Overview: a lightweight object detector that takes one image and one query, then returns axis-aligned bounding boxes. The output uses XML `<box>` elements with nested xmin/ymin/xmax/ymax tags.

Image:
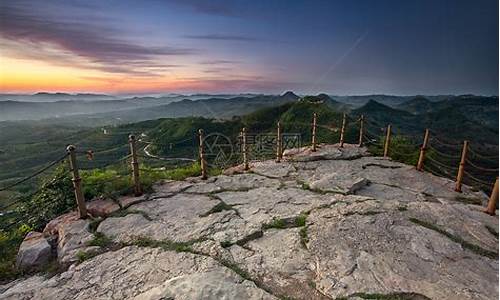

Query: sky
<box><xmin>0</xmin><ymin>0</ymin><xmax>498</xmax><ymax>95</ymax></box>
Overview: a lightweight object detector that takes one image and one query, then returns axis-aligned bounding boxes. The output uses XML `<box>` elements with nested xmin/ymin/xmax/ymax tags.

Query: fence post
<box><xmin>485</xmin><ymin>177</ymin><xmax>499</xmax><ymax>215</ymax></box>
<box><xmin>311</xmin><ymin>113</ymin><xmax>317</xmax><ymax>152</ymax></box>
<box><xmin>358</xmin><ymin>115</ymin><xmax>364</xmax><ymax>147</ymax></box>
<box><xmin>128</xmin><ymin>134</ymin><xmax>142</xmax><ymax>196</ymax></box>
<box><xmin>454</xmin><ymin>140</ymin><xmax>468</xmax><ymax>192</ymax></box>
<box><xmin>276</xmin><ymin>121</ymin><xmax>282</xmax><ymax>162</ymax></box>
<box><xmin>416</xmin><ymin>129</ymin><xmax>430</xmax><ymax>171</ymax></box>
<box><xmin>241</xmin><ymin>127</ymin><xmax>249</xmax><ymax>170</ymax></box>
<box><xmin>66</xmin><ymin>145</ymin><xmax>87</xmax><ymax>219</ymax></box>
<box><xmin>198</xmin><ymin>129</ymin><xmax>208</xmax><ymax>179</ymax></box>
<box><xmin>339</xmin><ymin>113</ymin><xmax>346</xmax><ymax>148</ymax></box>
<box><xmin>383</xmin><ymin>124</ymin><xmax>392</xmax><ymax>158</ymax></box>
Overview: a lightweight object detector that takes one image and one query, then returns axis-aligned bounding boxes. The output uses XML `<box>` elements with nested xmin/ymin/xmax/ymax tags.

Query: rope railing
<box><xmin>468</xmin><ymin>146</ymin><xmax>499</xmax><ymax>161</ymax></box>
<box><xmin>0</xmin><ymin>153</ymin><xmax>68</xmax><ymax>192</ymax></box>
<box><xmin>429</xmin><ymin>137</ymin><xmax>463</xmax><ymax>149</ymax></box>
<box><xmin>1</xmin><ymin>113</ymin><xmax>498</xmax><ymax>233</ymax></box>
<box><xmin>465</xmin><ymin>158</ymin><xmax>499</xmax><ymax>173</ymax></box>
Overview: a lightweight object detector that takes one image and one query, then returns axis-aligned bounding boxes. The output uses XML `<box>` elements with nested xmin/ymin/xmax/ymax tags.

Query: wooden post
<box><xmin>416</xmin><ymin>129</ymin><xmax>430</xmax><ymax>171</ymax></box>
<box><xmin>241</xmin><ymin>127</ymin><xmax>249</xmax><ymax>170</ymax></box>
<box><xmin>276</xmin><ymin>121</ymin><xmax>282</xmax><ymax>162</ymax></box>
<box><xmin>485</xmin><ymin>177</ymin><xmax>499</xmax><ymax>215</ymax></box>
<box><xmin>383</xmin><ymin>124</ymin><xmax>392</xmax><ymax>158</ymax></box>
<box><xmin>311</xmin><ymin>113</ymin><xmax>317</xmax><ymax>152</ymax></box>
<box><xmin>129</xmin><ymin>134</ymin><xmax>142</xmax><ymax>196</ymax></box>
<box><xmin>358</xmin><ymin>115</ymin><xmax>364</xmax><ymax>147</ymax></box>
<box><xmin>66</xmin><ymin>145</ymin><xmax>87</xmax><ymax>219</ymax></box>
<box><xmin>454</xmin><ymin>140</ymin><xmax>468</xmax><ymax>192</ymax></box>
<box><xmin>339</xmin><ymin>113</ymin><xmax>346</xmax><ymax>148</ymax></box>
<box><xmin>198</xmin><ymin>129</ymin><xmax>208</xmax><ymax>179</ymax></box>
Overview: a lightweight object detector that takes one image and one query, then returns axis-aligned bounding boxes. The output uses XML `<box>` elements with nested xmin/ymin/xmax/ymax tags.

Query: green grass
<box><xmin>127</xmin><ymin>236</ymin><xmax>204</xmax><ymax>253</ymax></box>
<box><xmin>262</xmin><ymin>218</ymin><xmax>287</xmax><ymax>230</ymax></box>
<box><xmin>295</xmin><ymin>213</ymin><xmax>307</xmax><ymax>227</ymax></box>
<box><xmin>299</xmin><ymin>226</ymin><xmax>309</xmax><ymax>248</ymax></box>
<box><xmin>409</xmin><ymin>218</ymin><xmax>498</xmax><ymax>260</ymax></box>
<box><xmin>87</xmin><ymin>232</ymin><xmax>113</xmax><ymax>248</ymax></box>
<box><xmin>220</xmin><ymin>240</ymin><xmax>233</xmax><ymax>248</ymax></box>
<box><xmin>76</xmin><ymin>250</ymin><xmax>99</xmax><ymax>263</ymax></box>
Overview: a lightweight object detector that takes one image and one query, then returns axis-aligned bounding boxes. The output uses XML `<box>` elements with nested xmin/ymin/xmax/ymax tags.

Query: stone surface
<box><xmin>306</xmin><ymin>198</ymin><xmax>498</xmax><ymax>300</ymax></box>
<box><xmin>132</xmin><ymin>269</ymin><xmax>276</xmax><ymax>300</ymax></box>
<box><xmin>43</xmin><ymin>211</ymin><xmax>80</xmax><ymax>236</ymax></box>
<box><xmin>117</xmin><ymin>194</ymin><xmax>148</xmax><ymax>208</ymax></box>
<box><xmin>86</xmin><ymin>198</ymin><xmax>120</xmax><ymax>217</ymax></box>
<box><xmin>4</xmin><ymin>144</ymin><xmax>497</xmax><ymax>300</ymax></box>
<box><xmin>16</xmin><ymin>232</ymin><xmax>52</xmax><ymax>271</ymax></box>
<box><xmin>57</xmin><ymin>219</ymin><xmax>97</xmax><ymax>265</ymax></box>
<box><xmin>2</xmin><ymin>247</ymin><xmax>275</xmax><ymax>300</ymax></box>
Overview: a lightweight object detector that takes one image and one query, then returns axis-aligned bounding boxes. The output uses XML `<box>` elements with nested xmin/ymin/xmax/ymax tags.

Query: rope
<box><xmin>427</xmin><ymin>145</ymin><xmax>461</xmax><ymax>160</ymax></box>
<box><xmin>429</xmin><ymin>137</ymin><xmax>462</xmax><ymax>149</ymax></box>
<box><xmin>389</xmin><ymin>148</ymin><xmax>418</xmax><ymax>158</ymax></box>
<box><xmin>137</xmin><ymin>154</ymin><xmax>196</xmax><ymax>162</ymax></box>
<box><xmin>468</xmin><ymin>147</ymin><xmax>498</xmax><ymax>161</ymax></box>
<box><xmin>464</xmin><ymin>158</ymin><xmax>499</xmax><ymax>173</ymax></box>
<box><xmin>425</xmin><ymin>156</ymin><xmax>458</xmax><ymax>173</ymax></box>
<box><xmin>0</xmin><ymin>171</ymin><xmax>69</xmax><ymax>211</ymax></box>
<box><xmin>0</xmin><ymin>153</ymin><xmax>68</xmax><ymax>192</ymax></box>
<box><xmin>463</xmin><ymin>170</ymin><xmax>495</xmax><ymax>187</ymax></box>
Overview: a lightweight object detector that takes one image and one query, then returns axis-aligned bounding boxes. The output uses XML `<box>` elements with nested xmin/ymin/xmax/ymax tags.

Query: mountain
<box><xmin>396</xmin><ymin>95</ymin><xmax>499</xmax><ymax>131</ymax></box>
<box><xmin>0</xmin><ymin>92</ymin><xmax>116</xmax><ymax>102</ymax></box>
<box><xmin>396</xmin><ymin>96</ymin><xmax>434</xmax><ymax>114</ymax></box>
<box><xmin>57</xmin><ymin>92</ymin><xmax>301</xmax><ymax>125</ymax></box>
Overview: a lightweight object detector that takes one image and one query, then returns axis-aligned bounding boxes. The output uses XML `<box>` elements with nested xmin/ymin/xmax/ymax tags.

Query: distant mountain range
<box><xmin>1</xmin><ymin>92</ymin><xmax>497</xmax><ymax>126</ymax></box>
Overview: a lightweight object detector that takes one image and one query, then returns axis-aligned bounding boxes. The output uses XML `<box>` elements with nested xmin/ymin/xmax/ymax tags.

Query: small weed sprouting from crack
<box><xmin>344</xmin><ymin>211</ymin><xmax>383</xmax><ymax>217</ymax></box>
<box><xmin>397</xmin><ymin>206</ymin><xmax>407</xmax><ymax>212</ymax></box>
<box><xmin>263</xmin><ymin>218</ymin><xmax>287</xmax><ymax>230</ymax></box>
<box><xmin>299</xmin><ymin>226</ymin><xmax>309</xmax><ymax>248</ymax></box>
<box><xmin>295</xmin><ymin>213</ymin><xmax>308</xmax><ymax>227</ymax></box>
<box><xmin>485</xmin><ymin>225</ymin><xmax>499</xmax><ymax>239</ymax></box>
<box><xmin>127</xmin><ymin>236</ymin><xmax>206</xmax><ymax>253</ymax></box>
<box><xmin>220</xmin><ymin>240</ymin><xmax>233</xmax><ymax>248</ymax></box>
<box><xmin>409</xmin><ymin>218</ymin><xmax>499</xmax><ymax>260</ymax></box>
<box><xmin>76</xmin><ymin>249</ymin><xmax>101</xmax><ymax>263</ymax></box>
<box><xmin>219</xmin><ymin>259</ymin><xmax>252</xmax><ymax>281</ymax></box>
<box><xmin>87</xmin><ymin>232</ymin><xmax>113</xmax><ymax>248</ymax></box>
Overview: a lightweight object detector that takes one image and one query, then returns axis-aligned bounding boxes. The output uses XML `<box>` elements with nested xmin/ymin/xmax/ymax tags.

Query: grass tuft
<box><xmin>87</xmin><ymin>232</ymin><xmax>113</xmax><ymax>248</ymax></box>
<box><xmin>409</xmin><ymin>218</ymin><xmax>498</xmax><ymax>260</ymax></box>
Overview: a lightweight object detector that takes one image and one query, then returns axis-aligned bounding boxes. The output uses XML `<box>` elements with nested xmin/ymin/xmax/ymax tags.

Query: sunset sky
<box><xmin>0</xmin><ymin>0</ymin><xmax>498</xmax><ymax>95</ymax></box>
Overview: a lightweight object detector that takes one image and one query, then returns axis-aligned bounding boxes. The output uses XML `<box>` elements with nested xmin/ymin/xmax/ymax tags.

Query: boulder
<box><xmin>43</xmin><ymin>211</ymin><xmax>79</xmax><ymax>236</ymax></box>
<box><xmin>86</xmin><ymin>198</ymin><xmax>120</xmax><ymax>217</ymax></box>
<box><xmin>16</xmin><ymin>232</ymin><xmax>52</xmax><ymax>271</ymax></box>
<box><xmin>57</xmin><ymin>219</ymin><xmax>96</xmax><ymax>265</ymax></box>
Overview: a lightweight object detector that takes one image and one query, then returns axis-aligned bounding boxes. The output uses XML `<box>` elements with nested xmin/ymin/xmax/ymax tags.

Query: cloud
<box><xmin>199</xmin><ymin>59</ymin><xmax>240</xmax><ymax>65</ymax></box>
<box><xmin>183</xmin><ymin>34</ymin><xmax>261</xmax><ymax>42</ymax></box>
<box><xmin>0</xmin><ymin>2</ymin><xmax>195</xmax><ymax>76</ymax></box>
<box><xmin>167</xmin><ymin>0</ymin><xmax>237</xmax><ymax>16</ymax></box>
